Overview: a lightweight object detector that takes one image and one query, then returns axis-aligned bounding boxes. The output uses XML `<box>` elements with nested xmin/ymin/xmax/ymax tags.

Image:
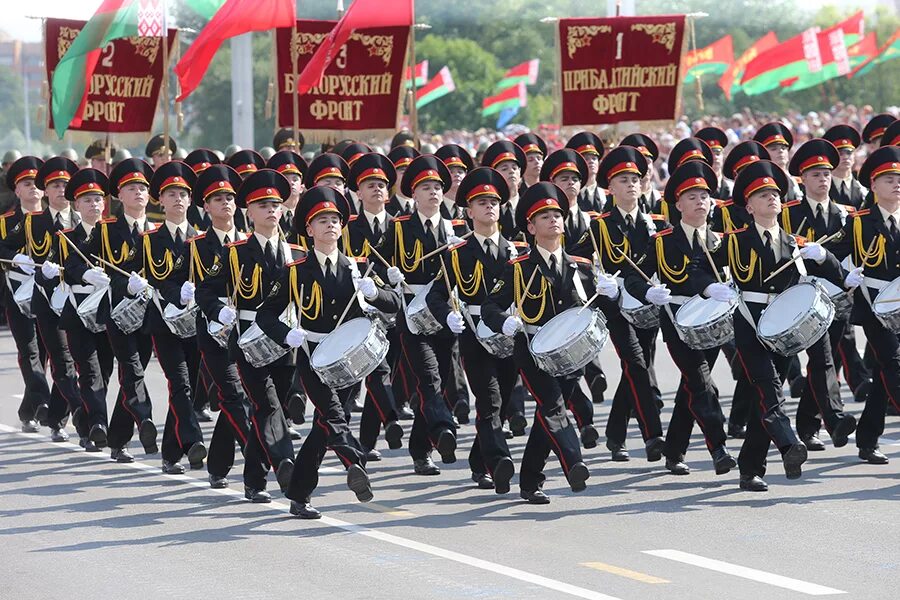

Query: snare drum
<box><xmin>76</xmin><ymin>287</ymin><xmax>107</xmax><ymax>333</ymax></box>
<box><xmin>620</xmin><ymin>286</ymin><xmax>659</xmax><ymax>329</ymax></box>
<box><xmin>311</xmin><ymin>318</ymin><xmax>390</xmax><ymax>389</ymax></box>
<box><xmin>674</xmin><ymin>295</ymin><xmax>737</xmax><ymax>350</ymax></box>
<box><xmin>405</xmin><ymin>281</ymin><xmax>442</xmax><ymax>336</ymax></box>
<box><xmin>13</xmin><ymin>276</ymin><xmax>34</xmax><ymax>318</ymax></box>
<box><xmin>757</xmin><ymin>281</ymin><xmax>834</xmax><ymax>356</ymax></box>
<box><xmin>476</xmin><ymin>319</ymin><xmax>514</xmax><ymax>358</ymax></box>
<box><xmin>207</xmin><ymin>319</ymin><xmax>233</xmax><ymax>348</ymax></box>
<box><xmin>872</xmin><ymin>276</ymin><xmax>900</xmax><ymax>333</ymax></box>
<box><xmin>238</xmin><ymin>323</ymin><xmax>289</xmax><ymax>367</ymax></box>
<box><xmin>163</xmin><ymin>303</ymin><xmax>198</xmax><ymax>338</ymax></box>
<box><xmin>111</xmin><ymin>290</ymin><xmax>150</xmax><ymax>334</ymax></box>
<box><xmin>810</xmin><ymin>277</ymin><xmax>852</xmax><ymax>320</ymax></box>
<box><xmin>529</xmin><ymin>307</ymin><xmax>608</xmax><ymax>377</ymax></box>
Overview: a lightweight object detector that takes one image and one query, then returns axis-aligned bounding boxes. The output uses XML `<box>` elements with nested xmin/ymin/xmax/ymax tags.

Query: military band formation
<box><xmin>2</xmin><ymin>114</ymin><xmax>900</xmax><ymax>518</ymax></box>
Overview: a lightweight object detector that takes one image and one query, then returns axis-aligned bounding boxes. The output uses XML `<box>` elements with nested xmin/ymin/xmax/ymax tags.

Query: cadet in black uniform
<box><xmin>183</xmin><ymin>148</ymin><xmax>221</xmax><ymax>231</ymax></box>
<box><xmin>695</xmin><ymin>126</ymin><xmax>733</xmax><ymax>201</ymax></box>
<box><xmin>385</xmin><ymin>146</ymin><xmax>419</xmax><ymax>218</ymax></box>
<box><xmin>267</xmin><ymin>149</ymin><xmax>308</xmax><ymax>248</ymax></box>
<box><xmin>620</xmin><ymin>133</ymin><xmax>662</xmax><ymax>216</ymax></box>
<box><xmin>824</xmin><ymin>125</ymin><xmax>868</xmax><ymax>209</ymax></box>
<box><xmin>481</xmin><ymin>142</ymin><xmax>527</xmax><ymax>245</ymax></box>
<box><xmin>566</xmin><ymin>132</ymin><xmax>607</xmax><ymax>213</ymax></box>
<box><xmin>226</xmin><ymin>149</ymin><xmax>266</xmax><ymax>232</ymax></box>
<box><xmin>513</xmin><ymin>132</ymin><xmax>547</xmax><ymax>191</ymax></box>
<box><xmin>753</xmin><ymin>122</ymin><xmax>803</xmax><ymax>201</ymax></box>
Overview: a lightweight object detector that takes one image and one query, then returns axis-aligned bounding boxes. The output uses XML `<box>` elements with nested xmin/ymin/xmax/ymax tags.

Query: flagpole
<box><xmin>161</xmin><ymin>0</ymin><xmax>172</xmax><ymax>160</ymax></box>
<box><xmin>409</xmin><ymin>25</ymin><xmax>419</xmax><ymax>143</ymax></box>
<box><xmin>292</xmin><ymin>20</ymin><xmax>300</xmax><ymax>145</ymax></box>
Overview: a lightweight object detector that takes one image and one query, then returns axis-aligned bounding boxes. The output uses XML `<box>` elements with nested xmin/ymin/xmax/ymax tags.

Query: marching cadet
<box><xmin>226</xmin><ymin>149</ymin><xmax>267</xmax><ymax>232</ymax></box>
<box><xmin>267</xmin><ymin>149</ymin><xmax>308</xmax><ymax>248</ymax></box>
<box><xmin>588</xmin><ymin>146</ymin><xmax>666</xmax><ymax>462</ymax></box>
<box><xmin>386</xmin><ymin>145</ymin><xmax>419</xmax><ymax>218</ymax></box>
<box><xmin>694</xmin><ymin>159</ymin><xmax>855</xmax><ymax>491</ymax></box>
<box><xmin>143</xmin><ymin>161</ymin><xmax>207</xmax><ymax>474</ymax></box>
<box><xmin>64</xmin><ymin>158</ymin><xmax>159</xmax><ymax>463</ymax></box>
<box><xmin>381</xmin><ymin>155</ymin><xmax>464</xmax><ymax>475</ymax></box>
<box><xmin>481</xmin><ymin>141</ymin><xmax>526</xmax><ymax>242</ymax></box>
<box><xmin>823</xmin><ymin>125</ymin><xmax>868</xmax><ymax>209</ymax></box>
<box><xmin>304</xmin><ymin>152</ymin><xmax>350</xmax><ymax>197</ymax></box>
<box><xmin>753</xmin><ymin>122</ymin><xmax>803</xmax><ymax>201</ymax></box>
<box><xmin>625</xmin><ymin>161</ymin><xmax>738</xmax><ymax>475</ymax></box>
<box><xmin>191</xmin><ymin>164</ymin><xmax>258</xmax><ymax>490</ymax></box>
<box><xmin>274</xmin><ymin>127</ymin><xmax>304</xmax><ymax>153</ymax></box>
<box><xmin>55</xmin><ymin>168</ymin><xmax>115</xmax><ymax>451</ymax></box>
<box><xmin>195</xmin><ymin>168</ymin><xmax>304</xmax><ymax>501</ymax></box>
<box><xmin>711</xmin><ymin>140</ymin><xmax>770</xmax><ymax>235</ymax></box>
<box><xmin>695</xmin><ymin>126</ymin><xmax>732</xmax><ymax>200</ymax></box>
<box><xmin>861</xmin><ymin>113</ymin><xmax>896</xmax><ymax>151</ymax></box>
<box><xmin>258</xmin><ymin>187</ymin><xmax>400</xmax><ymax>518</ymax></box>
<box><xmin>435</xmin><ymin>143</ymin><xmax>474</xmax><ymax>218</ymax></box>
<box><xmin>620</xmin><ymin>133</ymin><xmax>662</xmax><ymax>216</ymax></box>
<box><xmin>144</xmin><ymin>134</ymin><xmax>177</xmax><ymax>223</ymax></box>
<box><xmin>85</xmin><ymin>139</ymin><xmax>116</xmax><ymax>177</ymax></box>
<box><xmin>426</xmin><ymin>167</ymin><xmax>521</xmax><ymax>493</ymax></box>
<box><xmin>881</xmin><ymin>119</ymin><xmax>900</xmax><ymax>147</ymax></box>
<box><xmin>339</xmin><ymin>142</ymin><xmax>372</xmax><ymax>214</ymax></box>
<box><xmin>513</xmin><ymin>132</ymin><xmax>547</xmax><ymax>190</ymax></box>
<box><xmin>828</xmin><ymin>145</ymin><xmax>900</xmax><ymax>465</ymax></box>
<box><xmin>343</xmin><ymin>152</ymin><xmax>405</xmax><ymax>457</ymax></box>
<box><xmin>482</xmin><ymin>182</ymin><xmax>620</xmax><ymax>503</ymax></box>
<box><xmin>183</xmin><ymin>148</ymin><xmax>222</xmax><ymax>231</ymax></box>
<box><xmin>566</xmin><ymin>131</ymin><xmax>607</xmax><ymax>213</ymax></box>
<box><xmin>0</xmin><ymin>156</ymin><xmax>55</xmax><ymax>434</ymax></box>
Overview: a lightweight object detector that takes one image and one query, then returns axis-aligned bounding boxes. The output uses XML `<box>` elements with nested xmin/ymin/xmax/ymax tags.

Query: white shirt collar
<box><xmin>535</xmin><ymin>243</ymin><xmax>563</xmax><ymax>267</ymax></box>
<box><xmin>680</xmin><ymin>221</ymin><xmax>706</xmax><ymax>244</ymax></box>
<box><xmin>396</xmin><ymin>193</ymin><xmax>413</xmax><ymax>210</ymax></box>
<box><xmin>314</xmin><ymin>248</ymin><xmax>340</xmax><ymax>271</ymax></box>
<box><xmin>212</xmin><ymin>226</ymin><xmax>238</xmax><ymax>245</ymax></box>
<box><xmin>363</xmin><ymin>209</ymin><xmax>387</xmax><ymax>230</ymax></box>
<box><xmin>80</xmin><ymin>221</ymin><xmax>94</xmax><ymax>236</ymax></box>
<box><xmin>617</xmin><ymin>204</ymin><xmax>639</xmax><ymax>222</ymax></box>
<box><xmin>473</xmin><ymin>230</ymin><xmax>501</xmax><ymax>249</ymax></box>
<box><xmin>49</xmin><ymin>206</ymin><xmax>71</xmax><ymax>221</ymax></box>
<box><xmin>165</xmin><ymin>220</ymin><xmax>187</xmax><ymax>239</ymax></box>
<box><xmin>878</xmin><ymin>205</ymin><xmax>900</xmax><ymax>225</ymax></box>
<box><xmin>507</xmin><ymin>192</ymin><xmax>519</xmax><ymax>211</ymax></box>
<box><xmin>253</xmin><ymin>231</ymin><xmax>280</xmax><ymax>249</ymax></box>
<box><xmin>806</xmin><ymin>196</ymin><xmax>829</xmax><ymax>214</ymax></box>
<box><xmin>417</xmin><ymin>211</ymin><xmax>441</xmax><ymax>232</ymax></box>
<box><xmin>124</xmin><ymin>214</ymin><xmax>147</xmax><ymax>231</ymax></box>
<box><xmin>754</xmin><ymin>221</ymin><xmax>781</xmax><ymax>242</ymax></box>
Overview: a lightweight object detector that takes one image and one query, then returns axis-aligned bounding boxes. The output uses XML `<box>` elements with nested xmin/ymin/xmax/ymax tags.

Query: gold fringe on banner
<box><xmin>300</xmin><ymin>129</ymin><xmax>401</xmax><ymax>145</ymax></box>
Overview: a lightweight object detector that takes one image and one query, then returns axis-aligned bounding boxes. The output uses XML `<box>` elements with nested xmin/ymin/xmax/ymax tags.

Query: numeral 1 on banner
<box><xmin>615</xmin><ymin>32</ymin><xmax>623</xmax><ymax>60</ymax></box>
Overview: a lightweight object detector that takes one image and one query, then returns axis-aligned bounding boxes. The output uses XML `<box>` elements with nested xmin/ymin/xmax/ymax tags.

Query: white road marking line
<box><xmin>847</xmin><ymin>434</ymin><xmax>900</xmax><ymax>447</ymax></box>
<box><xmin>0</xmin><ymin>423</ymin><xmax>624</xmax><ymax>600</ymax></box>
<box><xmin>642</xmin><ymin>549</ymin><xmax>846</xmax><ymax>596</ymax></box>
<box><xmin>581</xmin><ymin>562</ymin><xmax>669</xmax><ymax>584</ymax></box>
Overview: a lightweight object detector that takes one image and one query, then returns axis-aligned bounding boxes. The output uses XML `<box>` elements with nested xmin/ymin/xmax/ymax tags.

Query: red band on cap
<box><xmin>576</xmin><ymin>144</ymin><xmax>599</xmax><ymax>155</ymax></box>
<box><xmin>356</xmin><ymin>167</ymin><xmax>388</xmax><ymax>185</ymax></box>
<box><xmin>734</xmin><ymin>154</ymin><xmax>760</xmax><ymax>173</ymax></box>
<box><xmin>275</xmin><ymin>163</ymin><xmax>301</xmax><ymax>176</ymax></box>
<box><xmin>870</xmin><ymin>127</ymin><xmax>887</xmax><ymax>140</ymax></box>
<box><xmin>307</xmin><ymin>201</ymin><xmax>341</xmax><ymax>223</ymax></box>
<box><xmin>313</xmin><ymin>167</ymin><xmax>344</xmax><ymax>184</ymax></box>
<box><xmin>761</xmin><ymin>134</ymin><xmax>788</xmax><ymax>147</ymax></box>
<box><xmin>490</xmin><ymin>152</ymin><xmax>517</xmax><ymax>168</ymax></box>
<box><xmin>392</xmin><ymin>157</ymin><xmax>413</xmax><ymax>169</ymax></box>
<box><xmin>74</xmin><ymin>181</ymin><xmax>103</xmax><ymax>198</ymax></box>
<box><xmin>119</xmin><ymin>171</ymin><xmax>148</xmax><ymax>187</ymax></box>
<box><xmin>872</xmin><ymin>162</ymin><xmax>900</xmax><ymax>180</ymax></box>
<box><xmin>745</xmin><ymin>176</ymin><xmax>780</xmax><ymax>198</ymax></box>
<box><xmin>525</xmin><ymin>198</ymin><xmax>562</xmax><ymax>220</ymax></box>
<box><xmin>705</xmin><ymin>140</ymin><xmax>724</xmax><ymax>149</ymax></box>
<box><xmin>203</xmin><ymin>180</ymin><xmax>235</xmax><ymax>200</ymax></box>
<box><xmin>677</xmin><ymin>149</ymin><xmax>704</xmax><ymax>167</ymax></box>
<box><xmin>191</xmin><ymin>162</ymin><xmax>212</xmax><ymax>174</ymax></box>
<box><xmin>14</xmin><ymin>169</ymin><xmax>38</xmax><ymax>184</ymax></box>
<box><xmin>799</xmin><ymin>155</ymin><xmax>833</xmax><ymax>173</ymax></box>
<box><xmin>636</xmin><ymin>145</ymin><xmax>653</xmax><ymax>158</ymax></box>
<box><xmin>888</xmin><ymin>134</ymin><xmax>900</xmax><ymax>147</ymax></box>
<box><xmin>607</xmin><ymin>161</ymin><xmax>640</xmax><ymax>180</ymax></box>
<box><xmin>833</xmin><ymin>138</ymin><xmax>854</xmax><ymax>150</ymax></box>
<box><xmin>235</xmin><ymin>163</ymin><xmax>258</xmax><ymax>175</ymax></box>
<box><xmin>347</xmin><ymin>153</ymin><xmax>365</xmax><ymax>166</ymax></box>
<box><xmin>159</xmin><ymin>175</ymin><xmax>191</xmax><ymax>194</ymax></box>
<box><xmin>45</xmin><ymin>170</ymin><xmax>72</xmax><ymax>185</ymax></box>
<box><xmin>465</xmin><ymin>184</ymin><xmax>499</xmax><ymax>202</ymax></box>
<box><xmin>550</xmin><ymin>161</ymin><xmax>580</xmax><ymax>180</ymax></box>
<box><xmin>246</xmin><ymin>187</ymin><xmax>282</xmax><ymax>204</ymax></box>
<box><xmin>412</xmin><ymin>169</ymin><xmax>442</xmax><ymax>189</ymax></box>
<box><xmin>441</xmin><ymin>156</ymin><xmax>467</xmax><ymax>169</ymax></box>
<box><xmin>675</xmin><ymin>176</ymin><xmax>710</xmax><ymax>197</ymax></box>
<box><xmin>520</xmin><ymin>144</ymin><xmax>542</xmax><ymax>155</ymax></box>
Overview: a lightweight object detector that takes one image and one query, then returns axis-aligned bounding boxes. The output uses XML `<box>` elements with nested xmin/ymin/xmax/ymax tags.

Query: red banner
<box><xmin>44</xmin><ymin>18</ymin><xmax>175</xmax><ymax>134</ymax></box>
<box><xmin>276</xmin><ymin>20</ymin><xmax>409</xmax><ymax>135</ymax></box>
<box><xmin>557</xmin><ymin>15</ymin><xmax>686</xmax><ymax>126</ymax></box>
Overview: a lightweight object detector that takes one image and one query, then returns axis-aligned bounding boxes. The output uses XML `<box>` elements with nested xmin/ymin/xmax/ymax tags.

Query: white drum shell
<box><xmin>757</xmin><ymin>282</ymin><xmax>834</xmax><ymax>356</ymax></box>
<box><xmin>311</xmin><ymin>318</ymin><xmax>389</xmax><ymax>389</ymax></box>
<box><xmin>529</xmin><ymin>308</ymin><xmax>609</xmax><ymax>377</ymax></box>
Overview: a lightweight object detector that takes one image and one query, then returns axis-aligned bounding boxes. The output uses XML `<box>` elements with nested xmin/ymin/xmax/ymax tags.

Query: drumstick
<box><xmin>700</xmin><ymin>240</ymin><xmax>724</xmax><ymax>284</ymax></box>
<box><xmin>588</xmin><ymin>226</ymin><xmax>605</xmax><ymax>273</ymax></box>
<box><xmin>367</xmin><ymin>244</ymin><xmax>415</xmax><ymax>294</ymax></box>
<box><xmin>90</xmin><ymin>254</ymin><xmax>133</xmax><ymax>278</ymax></box>
<box><xmin>414</xmin><ymin>230</ymin><xmax>475</xmax><ymax>266</ymax></box>
<box><xmin>612</xmin><ymin>246</ymin><xmax>653</xmax><ymax>284</ymax></box>
<box><xmin>335</xmin><ymin>261</ymin><xmax>376</xmax><ymax>330</ymax></box>
<box><xmin>0</xmin><ymin>258</ymin><xmax>64</xmax><ymax>271</ymax></box>
<box><xmin>439</xmin><ymin>255</ymin><xmax>460</xmax><ymax>313</ymax></box>
<box><xmin>58</xmin><ymin>231</ymin><xmax>94</xmax><ymax>267</ymax></box>
<box><xmin>577</xmin><ymin>270</ymin><xmax>620</xmax><ymax>315</ymax></box>
<box><xmin>793</xmin><ymin>216</ymin><xmax>807</xmax><ymax>236</ymax></box>
<box><xmin>762</xmin><ymin>230</ymin><xmax>842</xmax><ymax>284</ymax></box>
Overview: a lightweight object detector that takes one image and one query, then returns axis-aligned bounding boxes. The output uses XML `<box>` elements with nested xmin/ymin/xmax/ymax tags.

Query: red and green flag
<box><xmin>416</xmin><ymin>66</ymin><xmax>454</xmax><ymax>109</ymax></box>
<box><xmin>782</xmin><ymin>18</ymin><xmax>869</xmax><ymax>93</ymax></box>
<box><xmin>50</xmin><ymin>0</ymin><xmax>141</xmax><ymax>138</ymax></box>
<box><xmin>183</xmin><ymin>0</ymin><xmax>226</xmax><ymax>19</ymax></box>
<box><xmin>682</xmin><ymin>35</ymin><xmax>733</xmax><ymax>83</ymax></box>
<box><xmin>718</xmin><ymin>32</ymin><xmax>778</xmax><ymax>100</ymax></box>
<box><xmin>405</xmin><ymin>60</ymin><xmax>429</xmax><ymax>88</ymax></box>
<box><xmin>482</xmin><ymin>82</ymin><xmax>526</xmax><ymax>117</ymax></box>
<box><xmin>496</xmin><ymin>59</ymin><xmax>539</xmax><ymax>91</ymax></box>
<box><xmin>851</xmin><ymin>28</ymin><xmax>900</xmax><ymax>79</ymax></box>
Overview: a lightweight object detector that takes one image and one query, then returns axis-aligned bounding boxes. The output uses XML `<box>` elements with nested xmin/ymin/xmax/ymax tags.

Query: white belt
<box><xmin>467</xmin><ymin>305</ymin><xmax>484</xmax><ymax>316</ymax></box>
<box><xmin>405</xmin><ymin>283</ymin><xmax>427</xmax><ymax>294</ymax></box>
<box><xmin>864</xmin><ymin>276</ymin><xmax>890</xmax><ymax>291</ymax></box>
<box><xmin>238</xmin><ymin>309</ymin><xmax>257</xmax><ymax>320</ymax></box>
<box><xmin>71</xmin><ymin>284</ymin><xmax>95</xmax><ymax>294</ymax></box>
<box><xmin>741</xmin><ymin>290</ymin><xmax>777</xmax><ymax>305</ymax></box>
<box><xmin>7</xmin><ymin>271</ymin><xmax>30</xmax><ymax>283</ymax></box>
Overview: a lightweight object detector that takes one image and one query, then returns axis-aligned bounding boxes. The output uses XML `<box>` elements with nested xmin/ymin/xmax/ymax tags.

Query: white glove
<box><xmin>447</xmin><ymin>235</ymin><xmax>465</xmax><ymax>246</ymax></box>
<box><xmin>217</xmin><ymin>306</ymin><xmax>236</xmax><ymax>325</ymax></box>
<box><xmin>127</xmin><ymin>271</ymin><xmax>148</xmax><ymax>295</ymax></box>
<box><xmin>502</xmin><ymin>315</ymin><xmax>523</xmax><ymax>336</ymax></box>
<box><xmin>357</xmin><ymin>276</ymin><xmax>377</xmax><ymax>299</ymax></box>
<box><xmin>446</xmin><ymin>311</ymin><xmax>466</xmax><ymax>334</ymax></box>
<box><xmin>40</xmin><ymin>261</ymin><xmax>61</xmax><ymax>279</ymax></box>
<box><xmin>82</xmin><ymin>267</ymin><xmax>110</xmax><ymax>287</ymax></box>
<box><xmin>284</xmin><ymin>327</ymin><xmax>307</xmax><ymax>348</ymax></box>
<box><xmin>799</xmin><ymin>242</ymin><xmax>826</xmax><ymax>263</ymax></box>
<box><xmin>706</xmin><ymin>282</ymin><xmax>737</xmax><ymax>303</ymax></box>
<box><xmin>180</xmin><ymin>281</ymin><xmax>195</xmax><ymax>305</ymax></box>
<box><xmin>844</xmin><ymin>266</ymin><xmax>864</xmax><ymax>289</ymax></box>
<box><xmin>596</xmin><ymin>272</ymin><xmax>620</xmax><ymax>299</ymax></box>
<box><xmin>645</xmin><ymin>284</ymin><xmax>672</xmax><ymax>306</ymax></box>
<box><xmin>12</xmin><ymin>253</ymin><xmax>34</xmax><ymax>275</ymax></box>
<box><xmin>387</xmin><ymin>266</ymin><xmax>405</xmax><ymax>286</ymax></box>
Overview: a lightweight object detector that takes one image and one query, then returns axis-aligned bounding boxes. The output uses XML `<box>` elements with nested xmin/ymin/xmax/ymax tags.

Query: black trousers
<box><xmin>105</xmin><ymin>324</ymin><xmax>154</xmax><ymax>450</ymax></box>
<box><xmin>445</xmin><ymin>339</ymin><xmax>470</xmax><ymax>409</ymax></box>
<box><xmin>795</xmin><ymin>323</ymin><xmax>848</xmax><ymax>439</ymax></box>
<box><xmin>515</xmin><ymin>335</ymin><xmax>583</xmax><ymax>492</ymax></box>
<box><xmin>359</xmin><ymin>358</ymin><xmax>400</xmax><ymax>451</ymax></box>
<box><xmin>5</xmin><ymin>305</ymin><xmax>51</xmax><ymax>422</ymax></box>
<box><xmin>34</xmin><ymin>301</ymin><xmax>87</xmax><ymax>437</ymax></box>
<box><xmin>398</xmin><ymin>323</ymin><xmax>456</xmax><ymax>461</ymax></box>
<box><xmin>151</xmin><ymin>326</ymin><xmax>204</xmax><ymax>463</ymax></box>
<box><xmin>834</xmin><ymin>323</ymin><xmax>870</xmax><ymax>392</ymax></box>
<box><xmin>856</xmin><ymin>306</ymin><xmax>900</xmax><ymax>448</ymax></box>
<box><xmin>65</xmin><ymin>322</ymin><xmax>114</xmax><ymax>430</ymax></box>
<box><xmin>388</xmin><ymin>326</ymin><xmax>415</xmax><ymax>405</ymax></box>
<box><xmin>288</xmin><ymin>347</ymin><xmax>367</xmax><ymax>502</ymax></box>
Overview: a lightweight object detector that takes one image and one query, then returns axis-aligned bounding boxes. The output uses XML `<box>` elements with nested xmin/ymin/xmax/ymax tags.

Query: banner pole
<box><xmin>292</xmin><ymin>21</ymin><xmax>300</xmax><ymax>148</ymax></box>
<box><xmin>161</xmin><ymin>0</ymin><xmax>171</xmax><ymax>160</ymax></box>
<box><xmin>409</xmin><ymin>25</ymin><xmax>419</xmax><ymax>143</ymax></box>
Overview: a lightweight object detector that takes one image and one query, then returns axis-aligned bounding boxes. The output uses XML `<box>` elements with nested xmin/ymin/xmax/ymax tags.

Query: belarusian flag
<box><xmin>782</xmin><ymin>20</ymin><xmax>870</xmax><ymax>92</ymax></box>
<box><xmin>718</xmin><ymin>32</ymin><xmax>778</xmax><ymax>100</ymax></box>
<box><xmin>405</xmin><ymin>60</ymin><xmax>429</xmax><ymax>88</ymax></box>
<box><xmin>184</xmin><ymin>0</ymin><xmax>226</xmax><ymax>19</ymax></box>
<box><xmin>741</xmin><ymin>11</ymin><xmax>863</xmax><ymax>96</ymax></box>
<box><xmin>682</xmin><ymin>35</ymin><xmax>733</xmax><ymax>83</ymax></box>
<box><xmin>496</xmin><ymin>59</ymin><xmax>539</xmax><ymax>90</ymax></box>
<box><xmin>482</xmin><ymin>83</ymin><xmax>525</xmax><ymax>117</ymax></box>
<box><xmin>50</xmin><ymin>0</ymin><xmax>140</xmax><ymax>138</ymax></box>
<box><xmin>416</xmin><ymin>66</ymin><xmax>454</xmax><ymax>109</ymax></box>
<box><xmin>851</xmin><ymin>28</ymin><xmax>900</xmax><ymax>79</ymax></box>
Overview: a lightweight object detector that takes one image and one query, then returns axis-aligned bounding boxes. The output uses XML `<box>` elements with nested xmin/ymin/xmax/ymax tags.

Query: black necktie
<box><xmin>484</xmin><ymin>239</ymin><xmax>496</xmax><ymax>260</ymax></box>
<box><xmin>625</xmin><ymin>214</ymin><xmax>635</xmax><ymax>237</ymax></box>
<box><xmin>549</xmin><ymin>253</ymin><xmax>560</xmax><ymax>279</ymax></box>
<box><xmin>424</xmin><ymin>219</ymin><xmax>436</xmax><ymax>248</ymax></box>
<box><xmin>692</xmin><ymin>229</ymin><xmax>702</xmax><ymax>252</ymax></box>
<box><xmin>324</xmin><ymin>257</ymin><xmax>336</xmax><ymax>286</ymax></box>
<box><xmin>840</xmin><ymin>181</ymin><xmax>848</xmax><ymax>202</ymax></box>
<box><xmin>174</xmin><ymin>227</ymin><xmax>183</xmax><ymax>245</ymax></box>
<box><xmin>763</xmin><ymin>230</ymin><xmax>776</xmax><ymax>264</ymax></box>
<box><xmin>54</xmin><ymin>212</ymin><xmax>63</xmax><ymax>230</ymax></box>
<box><xmin>889</xmin><ymin>216</ymin><xmax>899</xmax><ymax>244</ymax></box>
<box><xmin>813</xmin><ymin>203</ymin><xmax>827</xmax><ymax>236</ymax></box>
<box><xmin>265</xmin><ymin>240</ymin><xmax>275</xmax><ymax>270</ymax></box>
<box><xmin>132</xmin><ymin>221</ymin><xmax>141</xmax><ymax>241</ymax></box>
<box><xmin>372</xmin><ymin>216</ymin><xmax>381</xmax><ymax>238</ymax></box>
<box><xmin>223</xmin><ymin>233</ymin><xmax>230</xmax><ymax>245</ymax></box>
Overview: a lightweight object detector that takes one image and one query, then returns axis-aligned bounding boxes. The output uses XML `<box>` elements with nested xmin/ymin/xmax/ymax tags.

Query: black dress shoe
<box><xmin>195</xmin><ymin>408</ymin><xmax>214</xmax><ymax>422</ymax></box>
<box><xmin>276</xmin><ymin>458</ymin><xmax>295</xmax><ymax>493</ymax></box>
<box><xmin>244</xmin><ymin>487</ymin><xmax>272</xmax><ymax>503</ymax></box>
<box><xmin>413</xmin><ymin>457</ymin><xmax>440</xmax><ymax>475</ymax></box>
<box><xmin>607</xmin><ymin>441</ymin><xmax>630</xmax><ymax>462</ymax></box>
<box><xmin>665</xmin><ymin>457</ymin><xmax>690</xmax><ymax>475</ymax></box>
<box><xmin>579</xmin><ymin>425</ymin><xmax>599</xmax><ymax>449</ymax></box>
<box><xmin>739</xmin><ymin>475</ymin><xmax>769</xmax><ymax>492</ymax></box>
<box><xmin>187</xmin><ymin>442</ymin><xmax>207</xmax><ymax>469</ymax></box>
<box><xmin>727</xmin><ymin>424</ymin><xmax>746</xmax><ymax>439</ymax></box>
<box><xmin>801</xmin><ymin>434</ymin><xmax>826</xmax><ymax>451</ymax></box>
<box><xmin>472</xmin><ymin>473</ymin><xmax>495</xmax><ymax>490</ymax></box>
<box><xmin>493</xmin><ymin>457</ymin><xmax>515</xmax><ymax>495</ymax></box>
<box><xmin>20</xmin><ymin>419</ymin><xmax>39</xmax><ymax>433</ymax></box>
<box><xmin>436</xmin><ymin>429</ymin><xmax>457</xmax><ymax>464</ymax></box>
<box><xmin>852</xmin><ymin>379</ymin><xmax>872</xmax><ymax>403</ymax></box>
<box><xmin>711</xmin><ymin>446</ymin><xmax>737</xmax><ymax>475</ymax></box>
<box><xmin>209</xmin><ymin>474</ymin><xmax>229</xmax><ymax>489</ymax></box>
<box><xmin>782</xmin><ymin>443</ymin><xmax>808</xmax><ymax>480</ymax></box>
<box><xmin>789</xmin><ymin>376</ymin><xmax>806</xmax><ymax>399</ymax></box>
<box><xmin>830</xmin><ymin>415</ymin><xmax>857</xmax><ymax>448</ymax></box>
<box><xmin>520</xmin><ymin>489</ymin><xmax>551</xmax><ymax>504</ymax></box>
<box><xmin>290</xmin><ymin>500</ymin><xmax>321</xmax><ymax>519</ymax></box>
<box><xmin>80</xmin><ymin>438</ymin><xmax>101</xmax><ymax>452</ymax></box>
<box><xmin>34</xmin><ymin>403</ymin><xmax>49</xmax><ymax>425</ymax></box>
<box><xmin>397</xmin><ymin>405</ymin><xmax>415</xmax><ymax>421</ymax></box>
<box><xmin>384</xmin><ymin>421</ymin><xmax>404</xmax><ymax>450</ymax></box>
<box><xmin>110</xmin><ymin>448</ymin><xmax>134</xmax><ymax>463</ymax></box>
<box><xmin>859</xmin><ymin>447</ymin><xmax>889</xmax><ymax>464</ymax></box>
<box><xmin>502</xmin><ymin>423</ymin><xmax>514</xmax><ymax>439</ymax></box>
<box><xmin>139</xmin><ymin>419</ymin><xmax>158</xmax><ymax>454</ymax></box>
<box><xmin>509</xmin><ymin>413</ymin><xmax>527</xmax><ymax>436</ymax></box>
<box><xmin>89</xmin><ymin>423</ymin><xmax>108</xmax><ymax>448</ymax></box>
<box><xmin>162</xmin><ymin>461</ymin><xmax>186</xmax><ymax>474</ymax></box>
<box><xmin>50</xmin><ymin>428</ymin><xmax>70</xmax><ymax>442</ymax></box>
<box><xmin>566</xmin><ymin>462</ymin><xmax>590</xmax><ymax>492</ymax></box>
<box><xmin>288</xmin><ymin>426</ymin><xmax>303</xmax><ymax>441</ymax></box>
<box><xmin>364</xmin><ymin>448</ymin><xmax>382</xmax><ymax>462</ymax></box>
<box><xmin>590</xmin><ymin>372</ymin><xmax>607</xmax><ymax>403</ymax></box>
<box><xmin>347</xmin><ymin>464</ymin><xmax>374</xmax><ymax>502</ymax></box>
<box><xmin>645</xmin><ymin>437</ymin><xmax>665</xmax><ymax>462</ymax></box>
<box><xmin>453</xmin><ymin>401</ymin><xmax>470</xmax><ymax>425</ymax></box>
<box><xmin>351</xmin><ymin>398</ymin><xmax>365</xmax><ymax>413</ymax></box>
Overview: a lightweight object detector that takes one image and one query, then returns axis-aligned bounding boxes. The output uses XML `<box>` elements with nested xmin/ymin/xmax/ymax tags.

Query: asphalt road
<box><xmin>1</xmin><ymin>326</ymin><xmax>897</xmax><ymax>600</ymax></box>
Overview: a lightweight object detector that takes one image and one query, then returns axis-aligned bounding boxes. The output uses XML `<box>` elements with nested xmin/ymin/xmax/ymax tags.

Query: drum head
<box><xmin>311</xmin><ymin>318</ymin><xmax>372</xmax><ymax>368</ymax></box>
<box><xmin>676</xmin><ymin>295</ymin><xmax>732</xmax><ymax>327</ymax></box>
<box><xmin>407</xmin><ymin>281</ymin><xmax>434</xmax><ymax>312</ymax></box>
<box><xmin>758</xmin><ymin>283</ymin><xmax>817</xmax><ymax>337</ymax></box>
<box><xmin>874</xmin><ymin>277</ymin><xmax>900</xmax><ymax>315</ymax></box>
<box><xmin>476</xmin><ymin>319</ymin><xmax>495</xmax><ymax>339</ymax></box>
<box><xmin>815</xmin><ymin>277</ymin><xmax>842</xmax><ymax>296</ymax></box>
<box><xmin>531</xmin><ymin>308</ymin><xmax>592</xmax><ymax>354</ymax></box>
<box><xmin>620</xmin><ymin>287</ymin><xmax>641</xmax><ymax>310</ymax></box>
